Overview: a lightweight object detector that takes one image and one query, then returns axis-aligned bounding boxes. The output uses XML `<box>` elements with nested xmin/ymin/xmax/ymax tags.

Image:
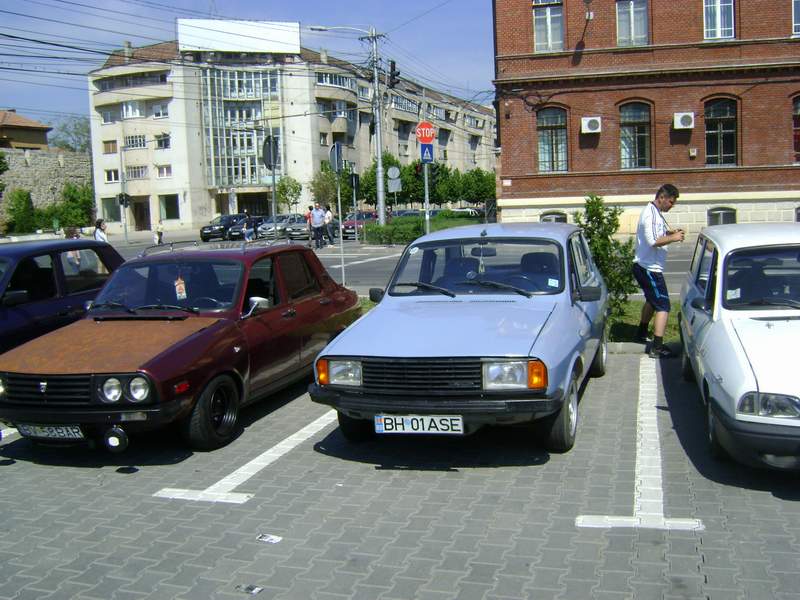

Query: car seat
<box><xmin>519</xmin><ymin>252</ymin><xmax>560</xmax><ymax>290</ymax></box>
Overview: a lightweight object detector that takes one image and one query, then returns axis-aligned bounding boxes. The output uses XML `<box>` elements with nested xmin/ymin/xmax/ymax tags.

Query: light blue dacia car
<box><xmin>309</xmin><ymin>223</ymin><xmax>608</xmax><ymax>452</ymax></box>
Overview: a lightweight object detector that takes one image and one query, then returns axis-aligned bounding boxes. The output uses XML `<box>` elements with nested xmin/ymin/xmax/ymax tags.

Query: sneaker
<box><xmin>648</xmin><ymin>345</ymin><xmax>677</xmax><ymax>359</ymax></box>
<box><xmin>635</xmin><ymin>333</ymin><xmax>651</xmax><ymax>344</ymax></box>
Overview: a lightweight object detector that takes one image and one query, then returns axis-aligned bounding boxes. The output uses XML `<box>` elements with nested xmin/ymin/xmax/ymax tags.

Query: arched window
<box><xmin>705</xmin><ymin>99</ymin><xmax>737</xmax><ymax>165</ymax></box>
<box><xmin>537</xmin><ymin>108</ymin><xmax>567</xmax><ymax>172</ymax></box>
<box><xmin>540</xmin><ymin>211</ymin><xmax>568</xmax><ymax>223</ymax></box>
<box><xmin>620</xmin><ymin>103</ymin><xmax>651</xmax><ymax>168</ymax></box>
<box><xmin>708</xmin><ymin>207</ymin><xmax>736</xmax><ymax>225</ymax></box>
<box><xmin>793</xmin><ymin>96</ymin><xmax>799</xmax><ymax>163</ymax></box>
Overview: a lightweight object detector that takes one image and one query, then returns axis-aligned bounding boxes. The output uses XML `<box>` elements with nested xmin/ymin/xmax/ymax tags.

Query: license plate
<box><xmin>374</xmin><ymin>415</ymin><xmax>464</xmax><ymax>435</ymax></box>
<box><xmin>16</xmin><ymin>423</ymin><xmax>84</xmax><ymax>440</ymax></box>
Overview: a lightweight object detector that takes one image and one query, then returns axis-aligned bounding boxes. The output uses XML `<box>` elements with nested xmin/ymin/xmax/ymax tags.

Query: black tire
<box><xmin>200</xmin><ymin>236</ymin><xmax>208</xmax><ymax>243</ymax></box>
<box><xmin>337</xmin><ymin>411</ymin><xmax>373</xmax><ymax>443</ymax></box>
<box><xmin>589</xmin><ymin>332</ymin><xmax>607</xmax><ymax>377</ymax></box>
<box><xmin>183</xmin><ymin>375</ymin><xmax>240</xmax><ymax>450</ymax></box>
<box><xmin>681</xmin><ymin>344</ymin><xmax>694</xmax><ymax>383</ymax></box>
<box><xmin>706</xmin><ymin>400</ymin><xmax>728</xmax><ymax>461</ymax></box>
<box><xmin>541</xmin><ymin>371</ymin><xmax>579</xmax><ymax>453</ymax></box>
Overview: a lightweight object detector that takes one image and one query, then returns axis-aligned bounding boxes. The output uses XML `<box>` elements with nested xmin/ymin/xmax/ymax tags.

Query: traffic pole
<box><xmin>423</xmin><ymin>163</ymin><xmax>430</xmax><ymax>235</ymax></box>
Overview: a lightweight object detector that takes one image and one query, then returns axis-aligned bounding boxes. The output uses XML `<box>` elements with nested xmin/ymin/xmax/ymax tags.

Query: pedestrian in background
<box><xmin>632</xmin><ymin>183</ymin><xmax>685</xmax><ymax>359</ymax></box>
<box><xmin>156</xmin><ymin>219</ymin><xmax>164</xmax><ymax>245</ymax></box>
<box><xmin>324</xmin><ymin>205</ymin><xmax>335</xmax><ymax>248</ymax></box>
<box><xmin>310</xmin><ymin>202</ymin><xmax>326</xmax><ymax>249</ymax></box>
<box><xmin>304</xmin><ymin>205</ymin><xmax>313</xmax><ymax>247</ymax></box>
<box><xmin>93</xmin><ymin>219</ymin><xmax>108</xmax><ymax>243</ymax></box>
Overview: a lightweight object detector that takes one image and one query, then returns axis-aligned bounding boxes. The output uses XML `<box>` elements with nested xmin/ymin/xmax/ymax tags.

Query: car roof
<box><xmin>700</xmin><ymin>223</ymin><xmax>800</xmax><ymax>255</ymax></box>
<box><xmin>126</xmin><ymin>240</ymin><xmax>311</xmax><ymax>267</ymax></box>
<box><xmin>414</xmin><ymin>222</ymin><xmax>580</xmax><ymax>245</ymax></box>
<box><xmin>0</xmin><ymin>238</ymin><xmax>113</xmax><ymax>260</ymax></box>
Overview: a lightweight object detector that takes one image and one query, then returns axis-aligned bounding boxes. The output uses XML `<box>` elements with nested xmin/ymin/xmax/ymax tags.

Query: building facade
<box><xmin>0</xmin><ymin>109</ymin><xmax>52</xmax><ymax>150</ymax></box>
<box><xmin>493</xmin><ymin>0</ymin><xmax>800</xmax><ymax>232</ymax></box>
<box><xmin>88</xmin><ymin>22</ymin><xmax>496</xmax><ymax>234</ymax></box>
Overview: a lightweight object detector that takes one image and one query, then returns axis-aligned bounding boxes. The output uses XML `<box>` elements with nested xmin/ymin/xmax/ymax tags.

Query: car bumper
<box><xmin>712</xmin><ymin>400</ymin><xmax>800</xmax><ymax>469</ymax></box>
<box><xmin>309</xmin><ymin>384</ymin><xmax>564</xmax><ymax>426</ymax></box>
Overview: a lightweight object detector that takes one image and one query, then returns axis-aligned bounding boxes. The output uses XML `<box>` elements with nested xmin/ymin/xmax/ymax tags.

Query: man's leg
<box><xmin>637</xmin><ymin>302</ymin><xmax>654</xmax><ymax>342</ymax></box>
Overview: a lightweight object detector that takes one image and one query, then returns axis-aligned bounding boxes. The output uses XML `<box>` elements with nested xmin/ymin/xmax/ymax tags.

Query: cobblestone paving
<box><xmin>1</xmin><ymin>356</ymin><xmax>799</xmax><ymax>599</ymax></box>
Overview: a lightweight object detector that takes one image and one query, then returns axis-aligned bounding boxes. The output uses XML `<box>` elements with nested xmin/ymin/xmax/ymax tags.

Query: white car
<box><xmin>679</xmin><ymin>223</ymin><xmax>800</xmax><ymax>469</ymax></box>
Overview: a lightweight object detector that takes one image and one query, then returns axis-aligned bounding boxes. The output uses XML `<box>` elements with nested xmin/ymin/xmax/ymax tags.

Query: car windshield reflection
<box><xmin>389</xmin><ymin>238</ymin><xmax>563</xmax><ymax>296</ymax></box>
<box><xmin>94</xmin><ymin>260</ymin><xmax>244</xmax><ymax>311</ymax></box>
<box><xmin>723</xmin><ymin>245</ymin><xmax>800</xmax><ymax>309</ymax></box>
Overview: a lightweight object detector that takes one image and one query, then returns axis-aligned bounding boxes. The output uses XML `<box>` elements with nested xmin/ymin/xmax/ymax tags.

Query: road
<box><xmin>1</xmin><ymin>351</ymin><xmax>797</xmax><ymax>599</ymax></box>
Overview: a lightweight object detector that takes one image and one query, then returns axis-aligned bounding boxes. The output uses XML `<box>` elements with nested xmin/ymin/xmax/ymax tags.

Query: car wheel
<box><xmin>337</xmin><ymin>411</ymin><xmax>373</xmax><ymax>443</ymax></box>
<box><xmin>588</xmin><ymin>331</ymin><xmax>607</xmax><ymax>377</ymax></box>
<box><xmin>681</xmin><ymin>345</ymin><xmax>694</xmax><ymax>383</ymax></box>
<box><xmin>200</xmin><ymin>236</ymin><xmax>208</xmax><ymax>242</ymax></box>
<box><xmin>183</xmin><ymin>375</ymin><xmax>240</xmax><ymax>450</ymax></box>
<box><xmin>541</xmin><ymin>370</ymin><xmax>579</xmax><ymax>453</ymax></box>
<box><xmin>706</xmin><ymin>400</ymin><xmax>728</xmax><ymax>461</ymax></box>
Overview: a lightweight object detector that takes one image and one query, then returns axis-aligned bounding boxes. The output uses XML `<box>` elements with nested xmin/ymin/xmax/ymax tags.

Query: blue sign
<box><xmin>420</xmin><ymin>143</ymin><xmax>434</xmax><ymax>164</ymax></box>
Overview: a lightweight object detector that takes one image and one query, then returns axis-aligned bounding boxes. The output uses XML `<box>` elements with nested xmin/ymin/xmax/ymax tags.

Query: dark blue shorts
<box><xmin>632</xmin><ymin>263</ymin><xmax>671</xmax><ymax>312</ymax></box>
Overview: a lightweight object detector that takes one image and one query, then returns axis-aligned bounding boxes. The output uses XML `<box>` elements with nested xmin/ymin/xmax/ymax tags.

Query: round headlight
<box><xmin>0</xmin><ymin>377</ymin><xmax>5</xmax><ymax>396</ymax></box>
<box><xmin>129</xmin><ymin>376</ymin><xmax>150</xmax><ymax>402</ymax></box>
<box><xmin>102</xmin><ymin>378</ymin><xmax>122</xmax><ymax>403</ymax></box>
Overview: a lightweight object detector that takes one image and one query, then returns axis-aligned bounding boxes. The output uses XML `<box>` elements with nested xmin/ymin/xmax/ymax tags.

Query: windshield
<box><xmin>94</xmin><ymin>260</ymin><xmax>244</xmax><ymax>311</ymax></box>
<box><xmin>723</xmin><ymin>245</ymin><xmax>800</xmax><ymax>309</ymax></box>
<box><xmin>0</xmin><ymin>258</ymin><xmax>10</xmax><ymax>281</ymax></box>
<box><xmin>389</xmin><ymin>238</ymin><xmax>563</xmax><ymax>296</ymax></box>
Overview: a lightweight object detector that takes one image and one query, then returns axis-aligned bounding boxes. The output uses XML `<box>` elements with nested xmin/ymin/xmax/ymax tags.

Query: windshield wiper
<box><xmin>393</xmin><ymin>281</ymin><xmax>456</xmax><ymax>298</ymax></box>
<box><xmin>742</xmin><ymin>297</ymin><xmax>800</xmax><ymax>309</ymax></box>
<box><xmin>459</xmin><ymin>279</ymin><xmax>533</xmax><ymax>298</ymax></box>
<box><xmin>89</xmin><ymin>301</ymin><xmax>134</xmax><ymax>313</ymax></box>
<box><xmin>133</xmin><ymin>304</ymin><xmax>199</xmax><ymax>314</ymax></box>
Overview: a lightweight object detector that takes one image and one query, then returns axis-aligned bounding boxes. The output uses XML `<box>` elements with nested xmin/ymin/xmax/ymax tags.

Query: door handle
<box><xmin>281</xmin><ymin>308</ymin><xmax>296</xmax><ymax>318</ymax></box>
<box><xmin>319</xmin><ymin>298</ymin><xmax>331</xmax><ymax>305</ymax></box>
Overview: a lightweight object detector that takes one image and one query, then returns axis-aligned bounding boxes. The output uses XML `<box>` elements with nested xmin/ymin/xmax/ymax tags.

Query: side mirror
<box><xmin>3</xmin><ymin>290</ymin><xmax>29</xmax><ymax>307</ymax></box>
<box><xmin>369</xmin><ymin>288</ymin><xmax>384</xmax><ymax>303</ymax></box>
<box><xmin>84</xmin><ymin>300</ymin><xmax>94</xmax><ymax>311</ymax></box>
<box><xmin>690</xmin><ymin>297</ymin><xmax>709</xmax><ymax>311</ymax></box>
<box><xmin>243</xmin><ymin>296</ymin><xmax>272</xmax><ymax>318</ymax></box>
<box><xmin>579</xmin><ymin>286</ymin><xmax>602</xmax><ymax>302</ymax></box>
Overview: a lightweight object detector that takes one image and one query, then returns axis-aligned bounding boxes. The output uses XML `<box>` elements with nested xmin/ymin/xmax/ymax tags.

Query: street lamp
<box><xmin>308</xmin><ymin>25</ymin><xmax>387</xmax><ymax>226</ymax></box>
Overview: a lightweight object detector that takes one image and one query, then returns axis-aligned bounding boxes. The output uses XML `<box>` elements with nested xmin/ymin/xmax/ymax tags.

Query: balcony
<box><xmin>93</xmin><ymin>84</ymin><xmax>172</xmax><ymax>107</ymax></box>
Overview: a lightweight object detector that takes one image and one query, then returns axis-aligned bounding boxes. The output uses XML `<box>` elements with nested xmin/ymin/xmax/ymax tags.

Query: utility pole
<box><xmin>369</xmin><ymin>27</ymin><xmax>387</xmax><ymax>226</ymax></box>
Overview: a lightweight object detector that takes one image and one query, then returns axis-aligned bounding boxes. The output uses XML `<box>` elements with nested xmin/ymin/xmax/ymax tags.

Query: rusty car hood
<box><xmin>0</xmin><ymin>317</ymin><xmax>222</xmax><ymax>374</ymax></box>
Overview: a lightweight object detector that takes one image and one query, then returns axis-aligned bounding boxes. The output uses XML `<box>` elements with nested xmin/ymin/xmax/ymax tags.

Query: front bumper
<box><xmin>712</xmin><ymin>400</ymin><xmax>800</xmax><ymax>469</ymax></box>
<box><xmin>309</xmin><ymin>383</ymin><xmax>563</xmax><ymax>426</ymax></box>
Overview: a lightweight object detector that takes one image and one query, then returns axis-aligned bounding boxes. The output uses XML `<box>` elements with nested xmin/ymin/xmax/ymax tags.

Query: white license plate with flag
<box><xmin>374</xmin><ymin>415</ymin><xmax>464</xmax><ymax>435</ymax></box>
<box><xmin>16</xmin><ymin>423</ymin><xmax>84</xmax><ymax>440</ymax></box>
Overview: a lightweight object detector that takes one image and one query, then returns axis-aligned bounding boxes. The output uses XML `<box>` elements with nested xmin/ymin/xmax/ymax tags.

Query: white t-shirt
<box><xmin>324</xmin><ymin>209</ymin><xmax>333</xmax><ymax>225</ymax></box>
<box><xmin>633</xmin><ymin>202</ymin><xmax>669</xmax><ymax>272</ymax></box>
<box><xmin>94</xmin><ymin>228</ymin><xmax>108</xmax><ymax>243</ymax></box>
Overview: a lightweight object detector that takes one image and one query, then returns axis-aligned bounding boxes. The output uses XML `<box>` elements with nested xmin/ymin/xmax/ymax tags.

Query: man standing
<box><xmin>633</xmin><ymin>184</ymin><xmax>685</xmax><ymax>358</ymax></box>
<box><xmin>324</xmin><ymin>205</ymin><xmax>335</xmax><ymax>248</ymax></box>
<box><xmin>310</xmin><ymin>202</ymin><xmax>326</xmax><ymax>249</ymax></box>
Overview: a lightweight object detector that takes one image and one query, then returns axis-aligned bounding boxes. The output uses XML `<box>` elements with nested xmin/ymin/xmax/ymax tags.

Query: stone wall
<box><xmin>0</xmin><ymin>147</ymin><xmax>93</xmax><ymax>208</ymax></box>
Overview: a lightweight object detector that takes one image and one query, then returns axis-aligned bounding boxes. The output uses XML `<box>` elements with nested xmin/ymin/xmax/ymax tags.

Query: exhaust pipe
<box><xmin>103</xmin><ymin>426</ymin><xmax>128</xmax><ymax>453</ymax></box>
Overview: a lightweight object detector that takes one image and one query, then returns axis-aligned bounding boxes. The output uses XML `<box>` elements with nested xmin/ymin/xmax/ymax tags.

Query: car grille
<box><xmin>2</xmin><ymin>373</ymin><xmax>93</xmax><ymax>405</ymax></box>
<box><xmin>361</xmin><ymin>358</ymin><xmax>482</xmax><ymax>395</ymax></box>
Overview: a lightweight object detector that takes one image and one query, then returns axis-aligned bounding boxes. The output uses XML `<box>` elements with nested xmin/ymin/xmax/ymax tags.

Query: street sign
<box><xmin>262</xmin><ymin>136</ymin><xmax>278</xmax><ymax>169</ymax></box>
<box><xmin>420</xmin><ymin>143</ymin><xmax>434</xmax><ymax>164</ymax></box>
<box><xmin>387</xmin><ymin>166</ymin><xmax>400</xmax><ymax>179</ymax></box>
<box><xmin>415</xmin><ymin>121</ymin><xmax>435</xmax><ymax>144</ymax></box>
<box><xmin>388</xmin><ymin>178</ymin><xmax>402</xmax><ymax>193</ymax></box>
<box><xmin>329</xmin><ymin>142</ymin><xmax>343</xmax><ymax>174</ymax></box>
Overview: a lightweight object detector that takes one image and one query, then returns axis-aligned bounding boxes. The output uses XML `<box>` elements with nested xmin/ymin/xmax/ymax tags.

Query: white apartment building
<box><xmin>88</xmin><ymin>21</ymin><xmax>496</xmax><ymax>234</ymax></box>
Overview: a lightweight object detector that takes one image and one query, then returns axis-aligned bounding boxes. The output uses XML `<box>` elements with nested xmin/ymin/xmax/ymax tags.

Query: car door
<box><xmin>237</xmin><ymin>257</ymin><xmax>301</xmax><ymax>395</ymax></box>
<box><xmin>55</xmin><ymin>246</ymin><xmax>119</xmax><ymax>323</ymax></box>
<box><xmin>567</xmin><ymin>234</ymin><xmax>603</xmax><ymax>374</ymax></box>
<box><xmin>681</xmin><ymin>238</ymin><xmax>717</xmax><ymax>380</ymax></box>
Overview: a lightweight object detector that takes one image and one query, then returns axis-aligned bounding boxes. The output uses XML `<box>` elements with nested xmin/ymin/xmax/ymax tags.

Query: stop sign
<box><xmin>415</xmin><ymin>121</ymin><xmax>435</xmax><ymax>144</ymax></box>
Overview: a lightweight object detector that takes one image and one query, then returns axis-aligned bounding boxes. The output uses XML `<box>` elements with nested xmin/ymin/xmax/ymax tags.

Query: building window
<box><xmin>126</xmin><ymin>165</ymin><xmax>148</xmax><ymax>180</ymax></box>
<box><xmin>391</xmin><ymin>95</ymin><xmax>419</xmax><ymax>114</ymax></box>
<box><xmin>156</xmin><ymin>165</ymin><xmax>172</xmax><ymax>178</ymax></box>
<box><xmin>707</xmin><ymin>207</ymin><xmax>736</xmax><ymax>225</ymax></box>
<box><xmin>124</xmin><ymin>135</ymin><xmax>146</xmax><ymax>149</ymax></box>
<box><xmin>121</xmin><ymin>100</ymin><xmax>143</xmax><ymax>119</ymax></box>
<box><xmin>320</xmin><ymin>133</ymin><xmax>328</xmax><ymax>146</ymax></box>
<box><xmin>537</xmin><ymin>107</ymin><xmax>567</xmax><ymax>172</ymax></box>
<box><xmin>100</xmin><ymin>110</ymin><xmax>115</xmax><ymax>124</ymax></box>
<box><xmin>541</xmin><ymin>211</ymin><xmax>568</xmax><ymax>223</ymax></box>
<box><xmin>159</xmin><ymin>194</ymin><xmax>180</xmax><ymax>220</ymax></box>
<box><xmin>795</xmin><ymin>0</ymin><xmax>800</xmax><ymax>35</ymax></box>
<box><xmin>533</xmin><ymin>0</ymin><xmax>563</xmax><ymax>53</ymax></box>
<box><xmin>427</xmin><ymin>104</ymin><xmax>445</xmax><ymax>120</ymax></box>
<box><xmin>796</xmin><ymin>206</ymin><xmax>800</xmax><ymax>222</ymax></box>
<box><xmin>316</xmin><ymin>72</ymin><xmax>356</xmax><ymax>91</ymax></box>
<box><xmin>465</xmin><ymin>115</ymin><xmax>483</xmax><ymax>129</ymax></box>
<box><xmin>102</xmin><ymin>140</ymin><xmax>117</xmax><ymax>154</ymax></box>
<box><xmin>793</xmin><ymin>97</ymin><xmax>800</xmax><ymax>162</ymax></box>
<box><xmin>620</xmin><ymin>103</ymin><xmax>651</xmax><ymax>168</ymax></box>
<box><xmin>704</xmin><ymin>0</ymin><xmax>734</xmax><ymax>39</ymax></box>
<box><xmin>152</xmin><ymin>103</ymin><xmax>168</xmax><ymax>118</ymax></box>
<box><xmin>101</xmin><ymin>197</ymin><xmax>121</xmax><ymax>222</ymax></box>
<box><xmin>156</xmin><ymin>134</ymin><xmax>170</xmax><ymax>150</ymax></box>
<box><xmin>104</xmin><ymin>169</ymin><xmax>119</xmax><ymax>183</ymax></box>
<box><xmin>358</xmin><ymin>85</ymin><xmax>371</xmax><ymax>100</ymax></box>
<box><xmin>705</xmin><ymin>99</ymin><xmax>737</xmax><ymax>165</ymax></box>
<box><xmin>617</xmin><ymin>0</ymin><xmax>648</xmax><ymax>46</ymax></box>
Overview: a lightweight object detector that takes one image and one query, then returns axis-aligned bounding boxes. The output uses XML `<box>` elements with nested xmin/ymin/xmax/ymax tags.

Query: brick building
<box><xmin>493</xmin><ymin>0</ymin><xmax>800</xmax><ymax>233</ymax></box>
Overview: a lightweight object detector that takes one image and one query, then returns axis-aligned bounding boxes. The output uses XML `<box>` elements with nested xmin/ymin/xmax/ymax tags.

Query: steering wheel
<box><xmin>193</xmin><ymin>296</ymin><xmax>223</xmax><ymax>308</ymax></box>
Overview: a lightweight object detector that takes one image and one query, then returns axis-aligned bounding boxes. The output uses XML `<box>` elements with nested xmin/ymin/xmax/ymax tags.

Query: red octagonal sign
<box><xmin>415</xmin><ymin>121</ymin><xmax>435</xmax><ymax>145</ymax></box>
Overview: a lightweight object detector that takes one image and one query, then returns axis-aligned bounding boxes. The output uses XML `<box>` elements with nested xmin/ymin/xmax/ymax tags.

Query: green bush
<box><xmin>5</xmin><ymin>189</ymin><xmax>37</xmax><ymax>233</ymax></box>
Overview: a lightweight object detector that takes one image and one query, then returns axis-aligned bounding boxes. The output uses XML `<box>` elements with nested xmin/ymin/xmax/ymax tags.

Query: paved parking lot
<box><xmin>1</xmin><ymin>351</ymin><xmax>799</xmax><ymax>599</ymax></box>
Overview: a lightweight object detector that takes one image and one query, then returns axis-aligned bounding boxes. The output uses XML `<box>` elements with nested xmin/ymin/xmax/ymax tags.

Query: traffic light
<box><xmin>429</xmin><ymin>163</ymin><xmax>439</xmax><ymax>186</ymax></box>
<box><xmin>388</xmin><ymin>60</ymin><xmax>400</xmax><ymax>89</ymax></box>
<box><xmin>117</xmin><ymin>193</ymin><xmax>131</xmax><ymax>208</ymax></box>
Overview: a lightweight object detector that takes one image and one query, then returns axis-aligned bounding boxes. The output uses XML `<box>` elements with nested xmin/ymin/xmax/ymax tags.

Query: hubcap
<box><xmin>568</xmin><ymin>381</ymin><xmax>578</xmax><ymax>436</ymax></box>
<box><xmin>210</xmin><ymin>386</ymin><xmax>236</xmax><ymax>434</ymax></box>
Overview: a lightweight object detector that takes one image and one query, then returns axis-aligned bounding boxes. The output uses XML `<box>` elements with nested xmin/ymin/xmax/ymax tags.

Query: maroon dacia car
<box><xmin>0</xmin><ymin>242</ymin><xmax>360</xmax><ymax>452</ymax></box>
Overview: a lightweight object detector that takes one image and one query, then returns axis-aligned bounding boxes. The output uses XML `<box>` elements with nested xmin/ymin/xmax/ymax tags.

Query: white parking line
<box><xmin>343</xmin><ymin>253</ymin><xmax>402</xmax><ymax>267</ymax></box>
<box><xmin>153</xmin><ymin>410</ymin><xmax>337</xmax><ymax>504</ymax></box>
<box><xmin>575</xmin><ymin>356</ymin><xmax>704</xmax><ymax>531</ymax></box>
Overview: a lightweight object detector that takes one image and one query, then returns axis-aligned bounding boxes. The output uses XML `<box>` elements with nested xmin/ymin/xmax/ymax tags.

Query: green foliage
<box><xmin>573</xmin><ymin>194</ymin><xmax>637</xmax><ymax>324</ymax></box>
<box><xmin>309</xmin><ymin>164</ymin><xmax>352</xmax><ymax>211</ymax></box>
<box><xmin>49</xmin><ymin>116</ymin><xmax>91</xmax><ymax>152</ymax></box>
<box><xmin>56</xmin><ymin>182</ymin><xmax>94</xmax><ymax>227</ymax></box>
<box><xmin>364</xmin><ymin>217</ymin><xmax>424</xmax><ymax>245</ymax></box>
<box><xmin>5</xmin><ymin>183</ymin><xmax>94</xmax><ymax>234</ymax></box>
<box><xmin>359</xmin><ymin>153</ymin><xmax>401</xmax><ymax>206</ymax></box>
<box><xmin>276</xmin><ymin>175</ymin><xmax>302</xmax><ymax>212</ymax></box>
<box><xmin>5</xmin><ymin>189</ymin><xmax>37</xmax><ymax>233</ymax></box>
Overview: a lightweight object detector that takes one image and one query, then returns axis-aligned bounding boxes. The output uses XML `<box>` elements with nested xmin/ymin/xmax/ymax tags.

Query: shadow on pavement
<box><xmin>660</xmin><ymin>357</ymin><xmax>800</xmax><ymax>501</ymax></box>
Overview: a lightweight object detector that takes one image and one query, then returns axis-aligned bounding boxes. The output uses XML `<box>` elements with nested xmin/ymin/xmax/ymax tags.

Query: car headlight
<box><xmin>316</xmin><ymin>359</ymin><xmax>362</xmax><ymax>386</ymax></box>
<box><xmin>483</xmin><ymin>360</ymin><xmax>547</xmax><ymax>391</ymax></box>
<box><xmin>129</xmin><ymin>376</ymin><xmax>150</xmax><ymax>402</ymax></box>
<box><xmin>0</xmin><ymin>375</ymin><xmax>5</xmax><ymax>396</ymax></box>
<box><xmin>738</xmin><ymin>392</ymin><xmax>800</xmax><ymax>418</ymax></box>
<box><xmin>102</xmin><ymin>377</ymin><xmax>123</xmax><ymax>403</ymax></box>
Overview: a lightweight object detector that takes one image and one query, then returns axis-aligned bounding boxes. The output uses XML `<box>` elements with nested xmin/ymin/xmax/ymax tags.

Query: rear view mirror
<box><xmin>243</xmin><ymin>296</ymin><xmax>272</xmax><ymax>318</ymax></box>
<box><xmin>579</xmin><ymin>286</ymin><xmax>602</xmax><ymax>302</ymax></box>
<box><xmin>691</xmin><ymin>297</ymin><xmax>709</xmax><ymax>311</ymax></box>
<box><xmin>2</xmin><ymin>290</ymin><xmax>29</xmax><ymax>307</ymax></box>
<box><xmin>369</xmin><ymin>288</ymin><xmax>384</xmax><ymax>303</ymax></box>
<box><xmin>471</xmin><ymin>247</ymin><xmax>496</xmax><ymax>257</ymax></box>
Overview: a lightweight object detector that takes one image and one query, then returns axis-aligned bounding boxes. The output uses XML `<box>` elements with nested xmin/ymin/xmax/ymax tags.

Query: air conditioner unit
<box><xmin>673</xmin><ymin>112</ymin><xmax>695</xmax><ymax>129</ymax></box>
<box><xmin>581</xmin><ymin>116</ymin><xmax>602</xmax><ymax>134</ymax></box>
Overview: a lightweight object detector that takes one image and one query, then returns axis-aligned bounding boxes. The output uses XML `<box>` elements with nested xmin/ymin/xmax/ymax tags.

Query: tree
<box><xmin>276</xmin><ymin>176</ymin><xmax>302</xmax><ymax>213</ymax></box>
<box><xmin>359</xmin><ymin>152</ymin><xmax>400</xmax><ymax>207</ymax></box>
<box><xmin>308</xmin><ymin>165</ymin><xmax>352</xmax><ymax>215</ymax></box>
<box><xmin>49</xmin><ymin>116</ymin><xmax>91</xmax><ymax>152</ymax></box>
<box><xmin>57</xmin><ymin>182</ymin><xmax>94</xmax><ymax>227</ymax></box>
<box><xmin>0</xmin><ymin>152</ymin><xmax>9</xmax><ymax>233</ymax></box>
<box><xmin>461</xmin><ymin>168</ymin><xmax>495</xmax><ymax>205</ymax></box>
<box><xmin>5</xmin><ymin>189</ymin><xmax>36</xmax><ymax>233</ymax></box>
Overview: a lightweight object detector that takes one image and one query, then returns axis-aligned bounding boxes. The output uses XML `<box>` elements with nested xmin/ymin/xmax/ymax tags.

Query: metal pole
<box><xmin>119</xmin><ymin>139</ymin><xmax>129</xmax><ymax>244</ymax></box>
<box><xmin>423</xmin><ymin>163</ymin><xmax>431</xmax><ymax>235</ymax></box>
<box><xmin>371</xmin><ymin>27</ymin><xmax>386</xmax><ymax>226</ymax></box>
<box><xmin>336</xmin><ymin>176</ymin><xmax>346</xmax><ymax>286</ymax></box>
<box><xmin>352</xmin><ymin>176</ymin><xmax>359</xmax><ymax>244</ymax></box>
<box><xmin>271</xmin><ymin>167</ymin><xmax>277</xmax><ymax>243</ymax></box>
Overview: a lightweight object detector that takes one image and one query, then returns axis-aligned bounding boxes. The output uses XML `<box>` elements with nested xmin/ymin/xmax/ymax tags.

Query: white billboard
<box><xmin>177</xmin><ymin>19</ymin><xmax>301</xmax><ymax>54</ymax></box>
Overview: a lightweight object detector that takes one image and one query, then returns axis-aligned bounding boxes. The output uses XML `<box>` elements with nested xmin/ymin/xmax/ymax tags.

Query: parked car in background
<box><xmin>227</xmin><ymin>216</ymin><xmax>266</xmax><ymax>240</ymax></box>
<box><xmin>285</xmin><ymin>215</ymin><xmax>340</xmax><ymax>241</ymax></box>
<box><xmin>0</xmin><ymin>243</ymin><xmax>361</xmax><ymax>452</ymax></box>
<box><xmin>199</xmin><ymin>213</ymin><xmax>246</xmax><ymax>242</ymax></box>
<box><xmin>393</xmin><ymin>209</ymin><xmax>421</xmax><ymax>218</ymax></box>
<box><xmin>0</xmin><ymin>239</ymin><xmax>124</xmax><ymax>354</ymax></box>
<box><xmin>310</xmin><ymin>223</ymin><xmax>608</xmax><ymax>451</ymax></box>
<box><xmin>679</xmin><ymin>223</ymin><xmax>800</xmax><ymax>469</ymax></box>
<box><xmin>258</xmin><ymin>214</ymin><xmax>298</xmax><ymax>239</ymax></box>
<box><xmin>342</xmin><ymin>211</ymin><xmax>378</xmax><ymax>240</ymax></box>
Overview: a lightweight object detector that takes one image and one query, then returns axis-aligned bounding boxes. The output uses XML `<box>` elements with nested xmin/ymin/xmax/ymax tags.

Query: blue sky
<box><xmin>0</xmin><ymin>0</ymin><xmax>496</xmax><ymax>127</ymax></box>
